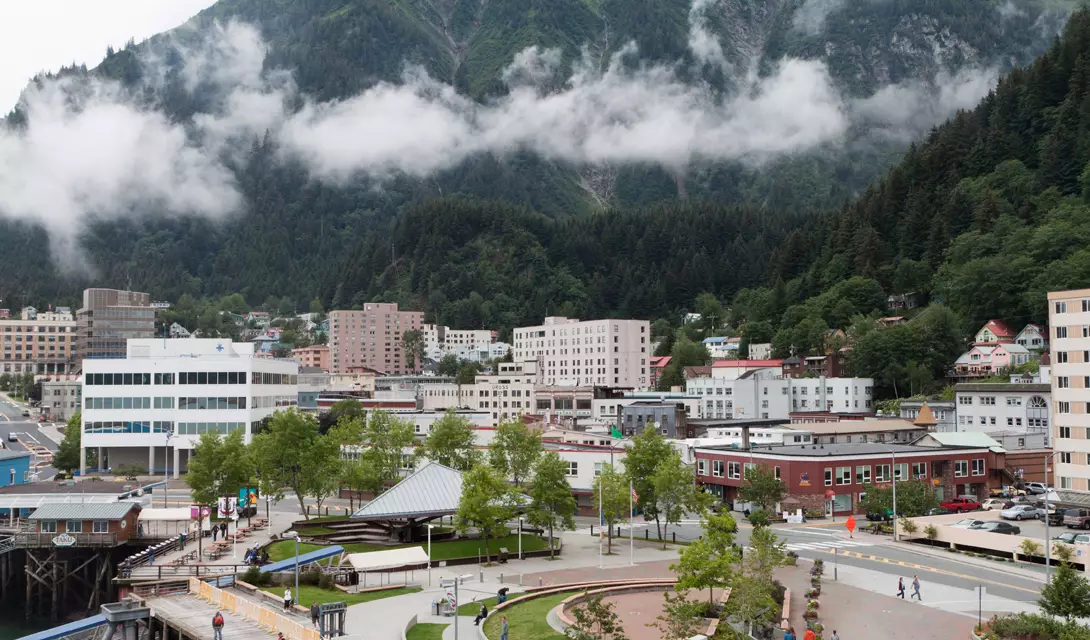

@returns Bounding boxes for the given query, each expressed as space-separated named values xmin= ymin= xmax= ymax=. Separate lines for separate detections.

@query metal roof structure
xmin=259 ymin=544 xmax=345 ymax=573
xmin=352 ymin=462 xmax=464 ymax=520
xmin=345 ymin=547 xmax=429 ymax=572
xmin=27 ymin=502 xmax=137 ymax=521
xmin=914 ymin=432 xmax=1007 ymax=454
xmin=0 ymin=450 xmax=32 ymax=461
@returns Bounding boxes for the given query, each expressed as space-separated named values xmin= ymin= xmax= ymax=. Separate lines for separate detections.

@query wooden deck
xmin=145 ymin=595 xmax=274 ymax=640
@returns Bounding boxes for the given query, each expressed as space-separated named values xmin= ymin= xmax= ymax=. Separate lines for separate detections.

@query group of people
xmin=243 ymin=545 xmax=269 ymax=565
xmin=897 ymin=575 xmax=923 ymax=600
xmin=785 ymin=628 xmax=839 ymax=640
xmin=210 ymin=521 xmax=230 ymax=541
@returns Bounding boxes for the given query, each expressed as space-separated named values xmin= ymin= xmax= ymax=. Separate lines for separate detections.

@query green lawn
xmin=405 ymin=623 xmax=447 ymax=640
xmin=482 ymin=591 xmax=577 ymax=640
xmin=457 ymin=596 xmax=498 ymax=616
xmin=262 ymin=584 xmax=420 ymax=606
xmin=265 ymin=533 xmax=548 ymax=564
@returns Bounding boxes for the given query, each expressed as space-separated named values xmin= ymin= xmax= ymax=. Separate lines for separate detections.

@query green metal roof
xmin=28 ymin=502 xmax=137 ymax=521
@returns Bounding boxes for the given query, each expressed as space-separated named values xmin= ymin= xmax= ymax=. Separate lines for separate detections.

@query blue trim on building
xmin=17 ymin=615 xmax=106 ymax=640
xmin=259 ymin=545 xmax=344 ymax=573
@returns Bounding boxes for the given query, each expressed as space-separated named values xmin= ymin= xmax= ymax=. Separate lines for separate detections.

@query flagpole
xmin=629 ymin=479 xmax=635 ymax=567
xmin=598 ymin=475 xmax=603 ymax=569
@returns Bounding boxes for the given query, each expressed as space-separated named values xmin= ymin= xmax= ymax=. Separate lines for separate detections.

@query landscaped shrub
xmin=302 ymin=567 xmax=322 ymax=586
xmin=899 ymin=517 xmax=918 ymax=534
xmin=242 ymin=566 xmax=262 ymax=585
xmin=318 ymin=572 xmax=334 ymax=590
xmin=924 ymin=524 xmax=938 ymax=542
xmin=1020 ymin=539 xmax=1042 ymax=558
xmin=984 ymin=613 xmax=1090 ymax=639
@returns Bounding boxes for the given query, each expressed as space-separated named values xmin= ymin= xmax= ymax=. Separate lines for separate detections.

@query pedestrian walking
xmin=220 ymin=522 xmax=228 ymax=539
xmin=211 ymin=610 xmax=225 ymax=640
xmin=311 ymin=601 xmax=320 ymax=627
xmin=803 ymin=628 xmax=816 ymax=640
xmin=831 ymin=631 xmax=840 ymax=640
xmin=897 ymin=577 xmax=905 ymax=599
xmin=784 ymin=628 xmax=796 ymax=640
xmin=212 ymin=524 xmax=218 ymax=542
xmin=499 ymin=616 xmax=508 ymax=640
xmin=911 ymin=575 xmax=922 ymax=601
xmin=283 ymin=588 xmax=292 ymax=610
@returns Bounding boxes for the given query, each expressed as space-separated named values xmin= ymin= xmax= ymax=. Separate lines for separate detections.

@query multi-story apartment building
xmin=292 ymin=345 xmax=330 ymax=371
xmin=899 ymin=400 xmax=956 ymax=432
xmin=421 ymin=325 xmax=510 ymax=363
xmin=76 ymin=289 xmax=155 ymax=361
xmin=41 ymin=375 xmax=82 ymax=421
xmin=419 ymin=362 xmax=539 ymax=426
xmin=0 ymin=308 xmax=77 ymax=374
xmin=1048 ymin=288 xmax=1090 ymax=491
xmin=687 ymin=368 xmax=874 ymax=420
xmin=80 ymin=339 xmax=298 ymax=477
xmin=954 ymin=382 xmax=1051 ymax=445
xmin=328 ymin=303 xmax=424 ymax=374
xmin=512 ymin=317 xmax=651 ymax=387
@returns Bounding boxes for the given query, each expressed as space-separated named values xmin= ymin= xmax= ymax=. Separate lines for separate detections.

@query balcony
xmin=16 ymin=532 xmax=119 ymax=548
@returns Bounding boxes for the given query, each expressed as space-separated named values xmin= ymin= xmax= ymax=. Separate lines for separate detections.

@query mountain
xmin=0 ymin=0 xmax=1081 ymax=312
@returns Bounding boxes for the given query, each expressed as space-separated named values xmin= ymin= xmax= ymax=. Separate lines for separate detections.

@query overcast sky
xmin=1 ymin=0 xmax=216 ymax=112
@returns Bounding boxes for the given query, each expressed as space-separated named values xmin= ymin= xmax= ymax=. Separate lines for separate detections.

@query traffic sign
xmin=845 ymin=515 xmax=856 ymax=533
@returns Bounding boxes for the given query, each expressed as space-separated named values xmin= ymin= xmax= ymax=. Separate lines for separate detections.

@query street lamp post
xmin=1045 ymin=452 xmax=1057 ymax=583
xmin=427 ymin=524 xmax=434 ymax=586
xmin=888 ymin=447 xmax=899 ymax=542
xmin=163 ymin=430 xmax=174 ymax=508
xmin=518 ymin=517 xmax=523 ymax=561
xmin=285 ymin=531 xmax=300 ymax=607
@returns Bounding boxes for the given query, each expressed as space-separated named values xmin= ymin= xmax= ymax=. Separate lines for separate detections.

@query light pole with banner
xmin=284 ymin=530 xmax=300 ymax=607
xmin=163 ymin=429 xmax=174 ymax=508
xmin=440 ymin=575 xmax=473 ymax=640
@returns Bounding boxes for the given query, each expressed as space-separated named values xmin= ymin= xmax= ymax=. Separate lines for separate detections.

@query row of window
xmin=251 ymin=396 xmax=299 ymax=408
xmin=83 ymin=421 xmax=171 ymax=433
xmin=84 ymin=397 xmax=174 ymax=410
xmin=178 ymin=397 xmax=248 ymax=410
xmin=1053 ymin=300 xmax=1090 ymax=314
xmin=86 ymin=373 xmax=153 ymax=386
xmin=84 ymin=371 xmax=298 ymax=386
xmin=39 ymin=521 xmax=110 ymax=533
xmin=176 ymin=422 xmax=248 ymax=435
xmin=958 ymin=415 xmax=1048 ymax=428
xmin=696 ymin=458 xmax=986 ymax=481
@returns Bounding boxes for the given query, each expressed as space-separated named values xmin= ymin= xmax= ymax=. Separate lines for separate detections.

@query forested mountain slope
xmin=0 ymin=0 xmax=1081 ymax=310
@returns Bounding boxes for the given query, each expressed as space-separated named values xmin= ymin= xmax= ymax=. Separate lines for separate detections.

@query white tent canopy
xmin=138 ymin=508 xmax=192 ymax=521
xmin=137 ymin=507 xmax=195 ymax=538
xmin=345 ymin=547 xmax=430 ymax=572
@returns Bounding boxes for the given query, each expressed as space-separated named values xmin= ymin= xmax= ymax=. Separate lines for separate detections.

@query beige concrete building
xmin=76 ymin=288 xmax=155 ymax=361
xmin=512 ymin=316 xmax=651 ymax=388
xmin=292 ymin=344 xmax=330 ymax=371
xmin=1048 ymin=288 xmax=1090 ymax=491
xmin=0 ymin=308 xmax=77 ymax=374
xmin=328 ymin=303 xmax=424 ymax=374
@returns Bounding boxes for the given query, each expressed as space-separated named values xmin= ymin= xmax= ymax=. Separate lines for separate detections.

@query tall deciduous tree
xmin=672 ymin=512 xmax=739 ymax=605
xmin=527 ymin=451 xmax=577 ymax=558
xmin=565 ymin=591 xmax=629 ymax=640
xmin=53 ymin=412 xmax=83 ymax=474
xmin=1040 ymin=561 xmax=1090 ymax=620
xmin=488 ymin=419 xmax=542 ymax=486
xmin=738 ymin=464 xmax=786 ymax=512
xmin=437 ymin=354 xmax=460 ymax=377
xmin=651 ymin=590 xmax=704 ymax=640
xmin=303 ymin=433 xmax=343 ymax=514
xmin=422 ymin=411 xmax=479 ymax=471
xmin=250 ymin=409 xmax=322 ymax=517
xmin=365 ymin=410 xmax=416 ymax=490
xmin=624 ymin=429 xmax=673 ymax=539
xmin=593 ymin=464 xmax=630 ymax=554
xmin=651 ymin=451 xmax=707 ymax=548
xmin=456 ymin=465 xmax=518 ymax=564
xmin=402 ymin=329 xmax=425 ymax=371
xmin=185 ymin=430 xmax=254 ymax=507
xmin=859 ymin=479 xmax=939 ymax=517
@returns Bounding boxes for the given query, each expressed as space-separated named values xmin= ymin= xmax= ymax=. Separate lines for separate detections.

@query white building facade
xmin=80 ymin=339 xmax=298 ymax=477
xmin=422 ymin=325 xmax=510 ymax=363
xmin=954 ymin=383 xmax=1051 ymax=445
xmin=687 ymin=369 xmax=874 ymax=420
xmin=1048 ymin=289 xmax=1090 ymax=491
xmin=512 ymin=317 xmax=651 ymax=388
xmin=419 ymin=362 xmax=539 ymax=426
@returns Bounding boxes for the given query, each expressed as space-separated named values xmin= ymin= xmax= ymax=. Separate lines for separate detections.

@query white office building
xmin=419 ymin=362 xmax=539 ymax=426
xmin=422 ymin=325 xmax=510 ymax=363
xmin=512 ymin=317 xmax=651 ymax=388
xmin=954 ymin=382 xmax=1051 ymax=445
xmin=80 ymin=339 xmax=298 ymax=477
xmin=687 ymin=369 xmax=874 ymax=420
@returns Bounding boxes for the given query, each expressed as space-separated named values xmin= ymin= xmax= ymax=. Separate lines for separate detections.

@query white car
xmin=981 ymin=499 xmax=1006 ymax=511
xmin=950 ymin=518 xmax=986 ymax=528
xmin=1001 ymin=505 xmax=1043 ymax=520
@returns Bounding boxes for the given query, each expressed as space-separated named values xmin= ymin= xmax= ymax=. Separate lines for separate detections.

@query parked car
xmin=1054 ymin=532 xmax=1080 ymax=544
xmin=926 ymin=507 xmax=951 ymax=516
xmin=971 ymin=521 xmax=1021 ymax=535
xmin=6 ymin=433 xmax=16 ymax=442
xmin=866 ymin=509 xmax=894 ymax=522
xmin=1064 ymin=508 xmax=1090 ymax=529
xmin=1044 ymin=508 xmax=1070 ymax=526
xmin=1025 ymin=482 xmax=1051 ymax=495
xmin=981 ymin=499 xmax=1006 ymax=511
xmin=950 ymin=518 xmax=986 ymax=529
xmin=940 ymin=497 xmax=982 ymax=513
xmin=19 ymin=409 xmax=29 ymax=417
xmin=1001 ymin=505 xmax=1044 ymax=520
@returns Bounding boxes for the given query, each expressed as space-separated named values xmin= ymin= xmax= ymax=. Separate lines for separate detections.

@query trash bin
xmin=498 ymin=548 xmax=509 ymax=564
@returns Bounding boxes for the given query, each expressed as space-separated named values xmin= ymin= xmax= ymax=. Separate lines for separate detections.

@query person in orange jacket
xmin=803 ymin=627 xmax=817 ymax=640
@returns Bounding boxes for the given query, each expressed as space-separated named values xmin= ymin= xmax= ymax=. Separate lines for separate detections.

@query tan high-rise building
xmin=76 ymin=288 xmax=155 ymax=362
xmin=1048 ymin=288 xmax=1090 ymax=491
xmin=328 ymin=303 xmax=424 ymax=374
xmin=0 ymin=308 xmax=77 ymax=374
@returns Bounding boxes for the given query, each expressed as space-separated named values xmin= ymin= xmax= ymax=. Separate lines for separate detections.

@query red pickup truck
xmin=940 ymin=497 xmax=982 ymax=513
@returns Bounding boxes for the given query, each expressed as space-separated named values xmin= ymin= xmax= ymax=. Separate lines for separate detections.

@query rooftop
xmin=696 ymin=442 xmax=987 ymax=457
xmin=0 ymin=480 xmax=142 ymax=496
xmin=351 ymin=462 xmax=463 ymax=520
xmin=28 ymin=502 xmax=137 ymax=521
xmin=0 ymin=450 xmax=32 ymax=461
xmin=955 ymin=383 xmax=1050 ymax=392
xmin=689 ymin=418 xmax=791 ymax=429
xmin=786 ymin=419 xmax=924 ymax=435
xmin=713 ymin=359 xmax=783 ymax=368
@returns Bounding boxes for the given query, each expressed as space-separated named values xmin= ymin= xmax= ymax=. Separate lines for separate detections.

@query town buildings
xmin=76 ymin=289 xmax=156 ymax=361
xmin=79 ymin=339 xmax=298 ymax=477
xmin=1047 ymin=288 xmax=1090 ymax=491
xmin=950 ymin=319 xmax=1045 ymax=380
xmin=899 ymin=400 xmax=955 ymax=432
xmin=702 ymin=336 xmax=740 ymax=359
xmin=421 ymin=324 xmax=510 ymax=363
xmin=292 ymin=344 xmax=330 ymax=371
xmin=41 ymin=375 xmax=82 ymax=421
xmin=420 ymin=362 xmax=538 ymax=426
xmin=617 ymin=401 xmax=691 ymax=438
xmin=511 ymin=316 xmax=651 ymax=387
xmin=686 ymin=366 xmax=874 ymax=421
xmin=0 ymin=307 xmax=76 ymax=374
xmin=328 ymin=303 xmax=424 ymax=374
xmin=954 ymin=382 xmax=1051 ymax=445
xmin=0 ymin=450 xmax=32 ymax=488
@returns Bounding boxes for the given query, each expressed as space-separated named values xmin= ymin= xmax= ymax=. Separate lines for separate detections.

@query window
xmin=92 ymin=521 xmax=108 ymax=533
xmin=728 ymin=461 xmax=741 ymax=479
xmin=774 ymin=466 xmax=781 ymax=480
xmin=980 ymin=397 xmax=996 ymax=406
xmin=1056 ymin=301 xmax=1068 ymax=314
xmin=894 ymin=463 xmax=908 ymax=481
xmin=855 ymin=465 xmax=871 ymax=484
xmin=712 ymin=460 xmax=724 ymax=478
xmin=971 ymin=459 xmax=985 ymax=476
xmin=1057 ymin=326 xmax=1068 ymax=339
xmin=565 ymin=461 xmax=578 ymax=477
xmin=1062 ymin=477 xmax=1073 ymax=489
xmin=697 ymin=459 xmax=708 ymax=476
xmin=67 ymin=521 xmax=83 ymax=533
xmin=875 ymin=464 xmax=890 ymax=482
xmin=594 ymin=462 xmax=604 ymax=476
xmin=824 ymin=468 xmax=833 ymax=486
xmin=954 ymin=460 xmax=968 ymax=477
xmin=40 ymin=521 xmax=57 ymax=533
xmin=1058 ymin=377 xmax=1070 ymax=389
xmin=1059 ymin=402 xmax=1071 ymax=414
xmin=835 ymin=467 xmax=851 ymax=485
xmin=1061 ymin=426 xmax=1072 ymax=438
xmin=1061 ymin=452 xmax=1073 ymax=464
xmin=1006 ymin=397 xmax=1021 ymax=407
xmin=1058 ymin=351 xmax=1070 ymax=363
xmin=912 ymin=462 xmax=927 ymax=479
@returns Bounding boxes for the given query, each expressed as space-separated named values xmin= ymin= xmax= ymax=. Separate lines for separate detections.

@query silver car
xmin=950 ymin=518 xmax=986 ymax=528
xmin=1001 ymin=505 xmax=1043 ymax=520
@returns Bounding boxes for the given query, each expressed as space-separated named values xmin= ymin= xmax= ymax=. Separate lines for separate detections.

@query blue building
xmin=0 ymin=449 xmax=32 ymax=487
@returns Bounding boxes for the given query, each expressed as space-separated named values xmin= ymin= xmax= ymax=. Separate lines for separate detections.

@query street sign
xmin=845 ymin=515 xmax=856 ymax=533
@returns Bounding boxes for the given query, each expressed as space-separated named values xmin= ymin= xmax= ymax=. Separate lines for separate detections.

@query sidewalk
xmin=153 ymin=501 xmax=303 ymax=566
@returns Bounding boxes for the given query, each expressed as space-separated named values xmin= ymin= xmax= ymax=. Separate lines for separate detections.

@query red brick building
xmin=695 ymin=442 xmax=1005 ymax=516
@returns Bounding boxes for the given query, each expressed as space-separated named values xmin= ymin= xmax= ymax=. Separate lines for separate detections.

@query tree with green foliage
xmin=594 ymin=464 xmax=630 ymax=554
xmin=624 ymin=429 xmax=674 ymax=539
xmin=327 ymin=416 xmax=377 ymax=511
xmin=364 ymin=411 xmax=416 ymax=490
xmin=651 ymin=451 xmax=707 ymax=548
xmin=859 ymin=479 xmax=939 ymax=518
xmin=185 ymin=431 xmax=254 ymax=507
xmin=437 ymin=354 xmax=461 ymax=377
xmin=527 ymin=451 xmax=577 ymax=558
xmin=455 ymin=465 xmax=518 ymax=564
xmin=694 ymin=292 xmax=726 ymax=334
xmin=738 ymin=464 xmax=786 ymax=513
xmin=402 ymin=329 xmax=425 ymax=371
xmin=455 ymin=364 xmax=478 ymax=387
xmin=250 ymin=409 xmax=323 ymax=517
xmin=1040 ymin=561 xmax=1090 ymax=620
xmin=744 ymin=524 xmax=787 ymax=585
xmin=488 ymin=419 xmax=542 ymax=486
xmin=565 ymin=591 xmax=629 ymax=640
xmin=421 ymin=411 xmax=479 ymax=471
xmin=52 ymin=412 xmax=83 ymax=474
xmin=672 ymin=512 xmax=739 ymax=605
xmin=651 ymin=590 xmax=704 ymax=640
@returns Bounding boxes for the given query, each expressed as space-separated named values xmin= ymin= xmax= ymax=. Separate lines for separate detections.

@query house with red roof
xmin=649 ymin=355 xmax=672 ymax=388
xmin=973 ymin=319 xmax=1017 ymax=345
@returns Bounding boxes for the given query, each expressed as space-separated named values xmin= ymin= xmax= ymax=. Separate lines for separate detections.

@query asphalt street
xmin=0 ymin=395 xmax=59 ymax=480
